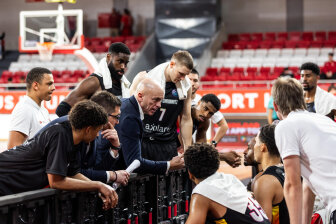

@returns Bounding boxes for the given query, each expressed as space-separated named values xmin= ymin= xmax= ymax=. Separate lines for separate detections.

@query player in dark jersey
xmin=130 ymin=51 xmax=193 ymax=161
xmin=185 ymin=143 xmax=270 ymax=224
xmin=0 ymin=101 xmax=118 ymax=210
xmin=56 ymin=42 xmax=131 ymax=117
xmin=253 ymin=124 xmax=289 ymax=224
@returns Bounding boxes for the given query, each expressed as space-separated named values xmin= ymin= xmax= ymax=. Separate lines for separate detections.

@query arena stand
xmin=0 ymin=35 xmax=145 ymax=89
xmin=202 ymin=31 xmax=336 ymax=89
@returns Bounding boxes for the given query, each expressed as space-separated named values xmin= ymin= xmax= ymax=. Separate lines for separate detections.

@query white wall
xmin=221 ymin=0 xmax=287 ymax=34
xmin=304 ymin=0 xmax=336 ymax=31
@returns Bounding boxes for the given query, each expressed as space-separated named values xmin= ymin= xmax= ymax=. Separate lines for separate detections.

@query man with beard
xmin=300 ymin=62 xmax=336 ymax=119
xmin=188 ymin=69 xmax=229 ymax=148
xmin=186 ymin=93 xmax=241 ymax=168
xmin=243 ymin=137 xmax=263 ymax=191
xmin=56 ymin=42 xmax=131 ymax=117
xmin=8 ymin=67 xmax=55 ymax=149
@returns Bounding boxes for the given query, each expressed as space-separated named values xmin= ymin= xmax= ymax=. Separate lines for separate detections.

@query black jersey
xmin=0 ymin=122 xmax=80 ymax=196
xmin=142 ymin=82 xmax=184 ymax=142
xmin=91 ymin=73 xmax=122 ymax=98
xmin=261 ymin=166 xmax=289 ymax=224
xmin=206 ymin=197 xmax=271 ymax=224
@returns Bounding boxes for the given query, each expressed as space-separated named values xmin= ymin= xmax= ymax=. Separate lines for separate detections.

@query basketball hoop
xmin=36 ymin=42 xmax=55 ymax=61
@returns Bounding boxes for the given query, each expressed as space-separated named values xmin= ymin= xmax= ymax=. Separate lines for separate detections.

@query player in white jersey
xmin=272 ymin=77 xmax=336 ymax=224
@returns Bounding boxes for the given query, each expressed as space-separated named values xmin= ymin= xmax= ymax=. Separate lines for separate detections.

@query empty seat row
xmin=222 ymin=40 xmax=336 ymax=50
xmin=211 ymin=56 xmax=327 ymax=68
xmin=217 ymin=48 xmax=335 ymax=59
xmin=0 ymin=69 xmax=89 ymax=84
xmin=228 ymin=31 xmax=336 ymax=42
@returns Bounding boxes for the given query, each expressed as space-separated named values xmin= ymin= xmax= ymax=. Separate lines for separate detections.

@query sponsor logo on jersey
xmin=144 ymin=123 xmax=171 ymax=133
xmin=172 ymin=89 xmax=178 ymax=98
xmin=162 ymin=99 xmax=178 ymax=105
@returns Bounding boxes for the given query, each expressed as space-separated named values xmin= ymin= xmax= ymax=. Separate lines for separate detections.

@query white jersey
xmin=9 ymin=95 xmax=51 ymax=141
xmin=192 ymin=94 xmax=223 ymax=124
xmin=275 ymin=110 xmax=336 ymax=212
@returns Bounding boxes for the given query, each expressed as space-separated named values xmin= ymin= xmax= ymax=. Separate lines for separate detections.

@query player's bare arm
xmin=64 ymin=76 xmax=101 ymax=107
xmin=180 ymin=88 xmax=193 ymax=151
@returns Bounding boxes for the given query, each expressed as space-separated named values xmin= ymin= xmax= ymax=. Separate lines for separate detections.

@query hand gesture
xmin=169 ymin=155 xmax=185 ymax=170
xmin=109 ymin=170 xmax=130 ymax=186
xmin=98 ymin=183 xmax=118 ymax=210
xmin=101 ymin=122 xmax=120 ymax=148
xmin=220 ymin=151 xmax=242 ymax=168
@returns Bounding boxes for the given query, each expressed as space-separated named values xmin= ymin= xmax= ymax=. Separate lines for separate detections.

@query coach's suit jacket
xmin=116 ymin=96 xmax=168 ymax=174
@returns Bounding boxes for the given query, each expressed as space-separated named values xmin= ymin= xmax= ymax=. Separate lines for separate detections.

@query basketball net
xmin=36 ymin=42 xmax=55 ymax=61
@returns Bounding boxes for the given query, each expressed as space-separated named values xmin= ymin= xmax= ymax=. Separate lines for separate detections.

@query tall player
xmin=130 ymin=50 xmax=193 ymax=161
xmin=56 ymin=42 xmax=131 ymax=117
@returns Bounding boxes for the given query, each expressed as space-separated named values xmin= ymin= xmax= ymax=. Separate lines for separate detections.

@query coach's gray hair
xmin=271 ymin=77 xmax=306 ymax=116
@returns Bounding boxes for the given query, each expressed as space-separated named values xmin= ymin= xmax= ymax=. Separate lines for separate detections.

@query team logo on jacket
xmin=172 ymin=89 xmax=178 ymax=97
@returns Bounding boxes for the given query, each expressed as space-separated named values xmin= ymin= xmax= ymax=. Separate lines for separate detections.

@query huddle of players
xmin=4 ymin=41 xmax=336 ymax=224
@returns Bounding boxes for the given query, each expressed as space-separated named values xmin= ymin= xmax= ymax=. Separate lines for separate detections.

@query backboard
xmin=19 ymin=4 xmax=84 ymax=54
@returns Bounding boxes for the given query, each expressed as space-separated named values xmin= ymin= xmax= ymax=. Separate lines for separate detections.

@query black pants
xmin=331 ymin=210 xmax=336 ymax=224
xmin=141 ymin=139 xmax=178 ymax=161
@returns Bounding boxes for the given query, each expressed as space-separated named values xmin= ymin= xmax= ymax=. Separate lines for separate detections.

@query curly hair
xmin=90 ymin=91 xmax=121 ymax=113
xmin=259 ymin=124 xmax=279 ymax=157
xmin=300 ymin=62 xmax=320 ymax=76
xmin=200 ymin=94 xmax=221 ymax=111
xmin=69 ymin=100 xmax=108 ymax=130
xmin=184 ymin=143 xmax=220 ymax=179
xmin=108 ymin=42 xmax=130 ymax=55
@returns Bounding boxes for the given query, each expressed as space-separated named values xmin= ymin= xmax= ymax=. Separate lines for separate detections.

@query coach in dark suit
xmin=116 ymin=78 xmax=184 ymax=174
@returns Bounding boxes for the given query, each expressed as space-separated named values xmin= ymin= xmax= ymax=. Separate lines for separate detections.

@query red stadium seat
xmin=328 ymin=31 xmax=336 ymax=40
xmin=284 ymin=41 xmax=297 ymax=48
xmin=51 ymin=70 xmax=61 ymax=78
xmin=251 ymin=33 xmax=263 ymax=41
xmin=219 ymin=67 xmax=231 ymax=77
xmin=296 ymin=40 xmax=311 ymax=48
xmin=232 ymin=42 xmax=247 ymax=50
xmin=274 ymin=66 xmax=284 ymax=74
xmin=205 ymin=68 xmax=218 ymax=77
xmin=239 ymin=33 xmax=251 ymax=41
xmin=289 ymin=32 xmax=301 ymax=41
xmin=222 ymin=42 xmax=234 ymax=50
xmin=302 ymin=32 xmax=313 ymax=41
xmin=272 ymin=41 xmax=285 ymax=49
xmin=246 ymin=67 xmax=258 ymax=73
xmin=277 ymin=32 xmax=288 ymax=41
xmin=315 ymin=31 xmax=326 ymax=41
xmin=246 ymin=41 xmax=260 ymax=49
xmin=310 ymin=40 xmax=323 ymax=48
xmin=94 ymin=45 xmax=108 ymax=53
xmin=1 ymin=70 xmax=13 ymax=79
xmin=265 ymin=32 xmax=276 ymax=41
xmin=90 ymin=37 xmax=102 ymax=46
xmin=323 ymin=40 xmax=336 ymax=48
xmin=259 ymin=41 xmax=273 ymax=49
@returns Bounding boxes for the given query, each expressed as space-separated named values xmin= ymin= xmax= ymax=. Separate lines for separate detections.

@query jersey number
xmin=159 ymin=108 xmax=166 ymax=121
xmin=247 ymin=198 xmax=268 ymax=222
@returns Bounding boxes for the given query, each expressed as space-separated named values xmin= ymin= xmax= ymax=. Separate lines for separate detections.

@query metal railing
xmin=0 ymin=169 xmax=192 ymax=224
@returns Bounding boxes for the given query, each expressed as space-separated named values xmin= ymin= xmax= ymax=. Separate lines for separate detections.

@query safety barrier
xmin=0 ymin=169 xmax=192 ymax=224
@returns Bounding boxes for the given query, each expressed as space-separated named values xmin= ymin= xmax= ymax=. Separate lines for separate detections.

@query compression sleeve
xmin=56 ymin=101 xmax=72 ymax=117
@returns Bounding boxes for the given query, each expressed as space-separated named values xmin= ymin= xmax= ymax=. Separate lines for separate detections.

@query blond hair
xmin=271 ymin=77 xmax=306 ymax=116
xmin=171 ymin=50 xmax=194 ymax=70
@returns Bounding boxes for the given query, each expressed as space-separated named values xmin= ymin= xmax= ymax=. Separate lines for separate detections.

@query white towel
xmin=315 ymin=86 xmax=336 ymax=115
xmin=94 ymin=57 xmax=131 ymax=98
xmin=192 ymin=172 xmax=250 ymax=214
xmin=147 ymin=62 xmax=191 ymax=100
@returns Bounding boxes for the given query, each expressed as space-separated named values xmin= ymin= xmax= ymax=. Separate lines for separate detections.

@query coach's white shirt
xmin=9 ymin=95 xmax=51 ymax=141
xmin=275 ymin=110 xmax=336 ymax=212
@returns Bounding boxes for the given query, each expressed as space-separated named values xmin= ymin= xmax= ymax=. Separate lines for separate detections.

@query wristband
xmin=211 ymin=140 xmax=217 ymax=147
